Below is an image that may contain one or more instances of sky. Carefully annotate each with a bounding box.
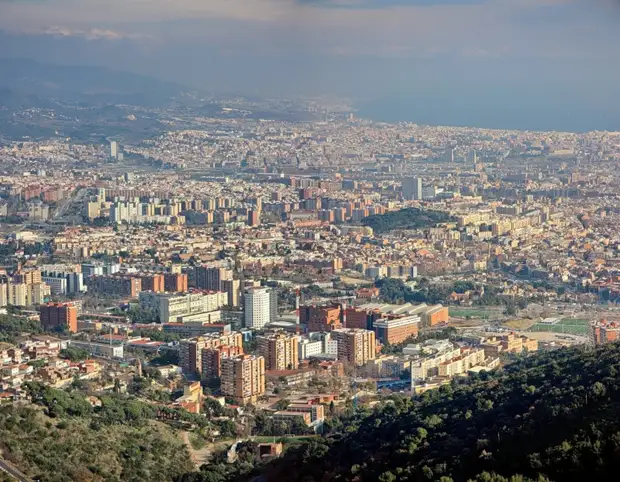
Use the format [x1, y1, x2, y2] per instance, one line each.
[1, 0, 620, 131]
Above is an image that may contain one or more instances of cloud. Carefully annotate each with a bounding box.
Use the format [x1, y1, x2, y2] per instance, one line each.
[41, 26, 150, 41]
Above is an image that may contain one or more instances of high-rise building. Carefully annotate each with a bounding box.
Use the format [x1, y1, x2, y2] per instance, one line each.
[193, 266, 233, 291]
[269, 289, 278, 323]
[110, 141, 118, 159]
[222, 278, 241, 307]
[244, 287, 271, 329]
[332, 328, 376, 367]
[247, 209, 260, 227]
[179, 333, 244, 375]
[221, 354, 265, 405]
[201, 345, 243, 379]
[40, 302, 78, 333]
[403, 177, 423, 201]
[134, 273, 165, 293]
[257, 332, 299, 371]
[163, 272, 188, 293]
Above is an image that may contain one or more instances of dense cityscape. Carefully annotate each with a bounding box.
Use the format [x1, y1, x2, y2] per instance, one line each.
[1, 92, 620, 481]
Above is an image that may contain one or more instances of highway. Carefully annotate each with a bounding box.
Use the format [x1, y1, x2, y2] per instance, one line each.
[0, 456, 31, 482]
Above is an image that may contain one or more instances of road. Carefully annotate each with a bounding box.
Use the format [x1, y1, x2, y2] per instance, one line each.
[0, 456, 31, 482]
[53, 187, 89, 222]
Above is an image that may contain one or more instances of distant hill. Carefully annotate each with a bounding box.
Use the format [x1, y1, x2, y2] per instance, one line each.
[184, 343, 620, 482]
[0, 58, 184, 106]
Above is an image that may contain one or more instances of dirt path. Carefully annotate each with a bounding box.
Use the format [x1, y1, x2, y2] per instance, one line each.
[180, 431, 215, 468]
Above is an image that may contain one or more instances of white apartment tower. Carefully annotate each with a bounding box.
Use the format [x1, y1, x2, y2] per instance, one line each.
[244, 287, 271, 329]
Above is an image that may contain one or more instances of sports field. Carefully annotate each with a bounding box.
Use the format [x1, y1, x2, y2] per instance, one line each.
[528, 318, 590, 336]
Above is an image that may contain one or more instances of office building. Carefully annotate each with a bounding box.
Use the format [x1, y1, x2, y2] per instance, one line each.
[42, 270, 86, 295]
[332, 329, 376, 367]
[139, 291, 228, 323]
[373, 315, 420, 345]
[42, 276, 67, 296]
[221, 354, 265, 405]
[163, 321, 231, 338]
[403, 177, 423, 201]
[40, 302, 78, 333]
[257, 332, 299, 371]
[244, 287, 272, 329]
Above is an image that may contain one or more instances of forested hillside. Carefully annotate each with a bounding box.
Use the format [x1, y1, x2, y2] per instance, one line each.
[186, 343, 620, 482]
[0, 383, 194, 482]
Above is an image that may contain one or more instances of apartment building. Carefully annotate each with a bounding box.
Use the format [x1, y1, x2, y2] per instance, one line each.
[331, 328, 376, 367]
[244, 287, 272, 329]
[222, 279, 241, 307]
[86, 275, 141, 297]
[221, 354, 265, 405]
[0, 280, 50, 307]
[163, 273, 188, 293]
[179, 333, 244, 375]
[192, 266, 233, 291]
[593, 319, 620, 344]
[134, 273, 165, 293]
[39, 302, 78, 333]
[480, 334, 538, 358]
[257, 332, 300, 371]
[438, 348, 486, 377]
[201, 345, 243, 379]
[301, 305, 342, 332]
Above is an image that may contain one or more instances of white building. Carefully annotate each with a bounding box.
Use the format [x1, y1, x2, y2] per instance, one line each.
[110, 141, 118, 159]
[244, 287, 271, 329]
[298, 339, 323, 360]
[70, 340, 123, 359]
[139, 291, 228, 323]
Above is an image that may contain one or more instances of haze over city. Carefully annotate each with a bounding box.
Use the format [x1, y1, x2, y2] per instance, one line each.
[2, 0, 620, 130]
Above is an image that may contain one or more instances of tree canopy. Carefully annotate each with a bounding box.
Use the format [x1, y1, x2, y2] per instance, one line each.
[184, 343, 620, 481]
[361, 208, 452, 234]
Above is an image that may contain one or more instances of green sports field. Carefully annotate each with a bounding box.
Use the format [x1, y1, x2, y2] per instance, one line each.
[528, 318, 590, 336]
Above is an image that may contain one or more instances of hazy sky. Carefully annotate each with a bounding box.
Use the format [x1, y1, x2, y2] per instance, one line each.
[1, 0, 620, 130]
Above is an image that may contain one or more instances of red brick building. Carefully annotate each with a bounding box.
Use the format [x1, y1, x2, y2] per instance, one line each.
[40, 302, 78, 333]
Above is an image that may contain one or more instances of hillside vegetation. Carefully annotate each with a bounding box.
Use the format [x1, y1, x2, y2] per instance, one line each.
[187, 343, 620, 482]
[361, 208, 452, 234]
[0, 384, 194, 482]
